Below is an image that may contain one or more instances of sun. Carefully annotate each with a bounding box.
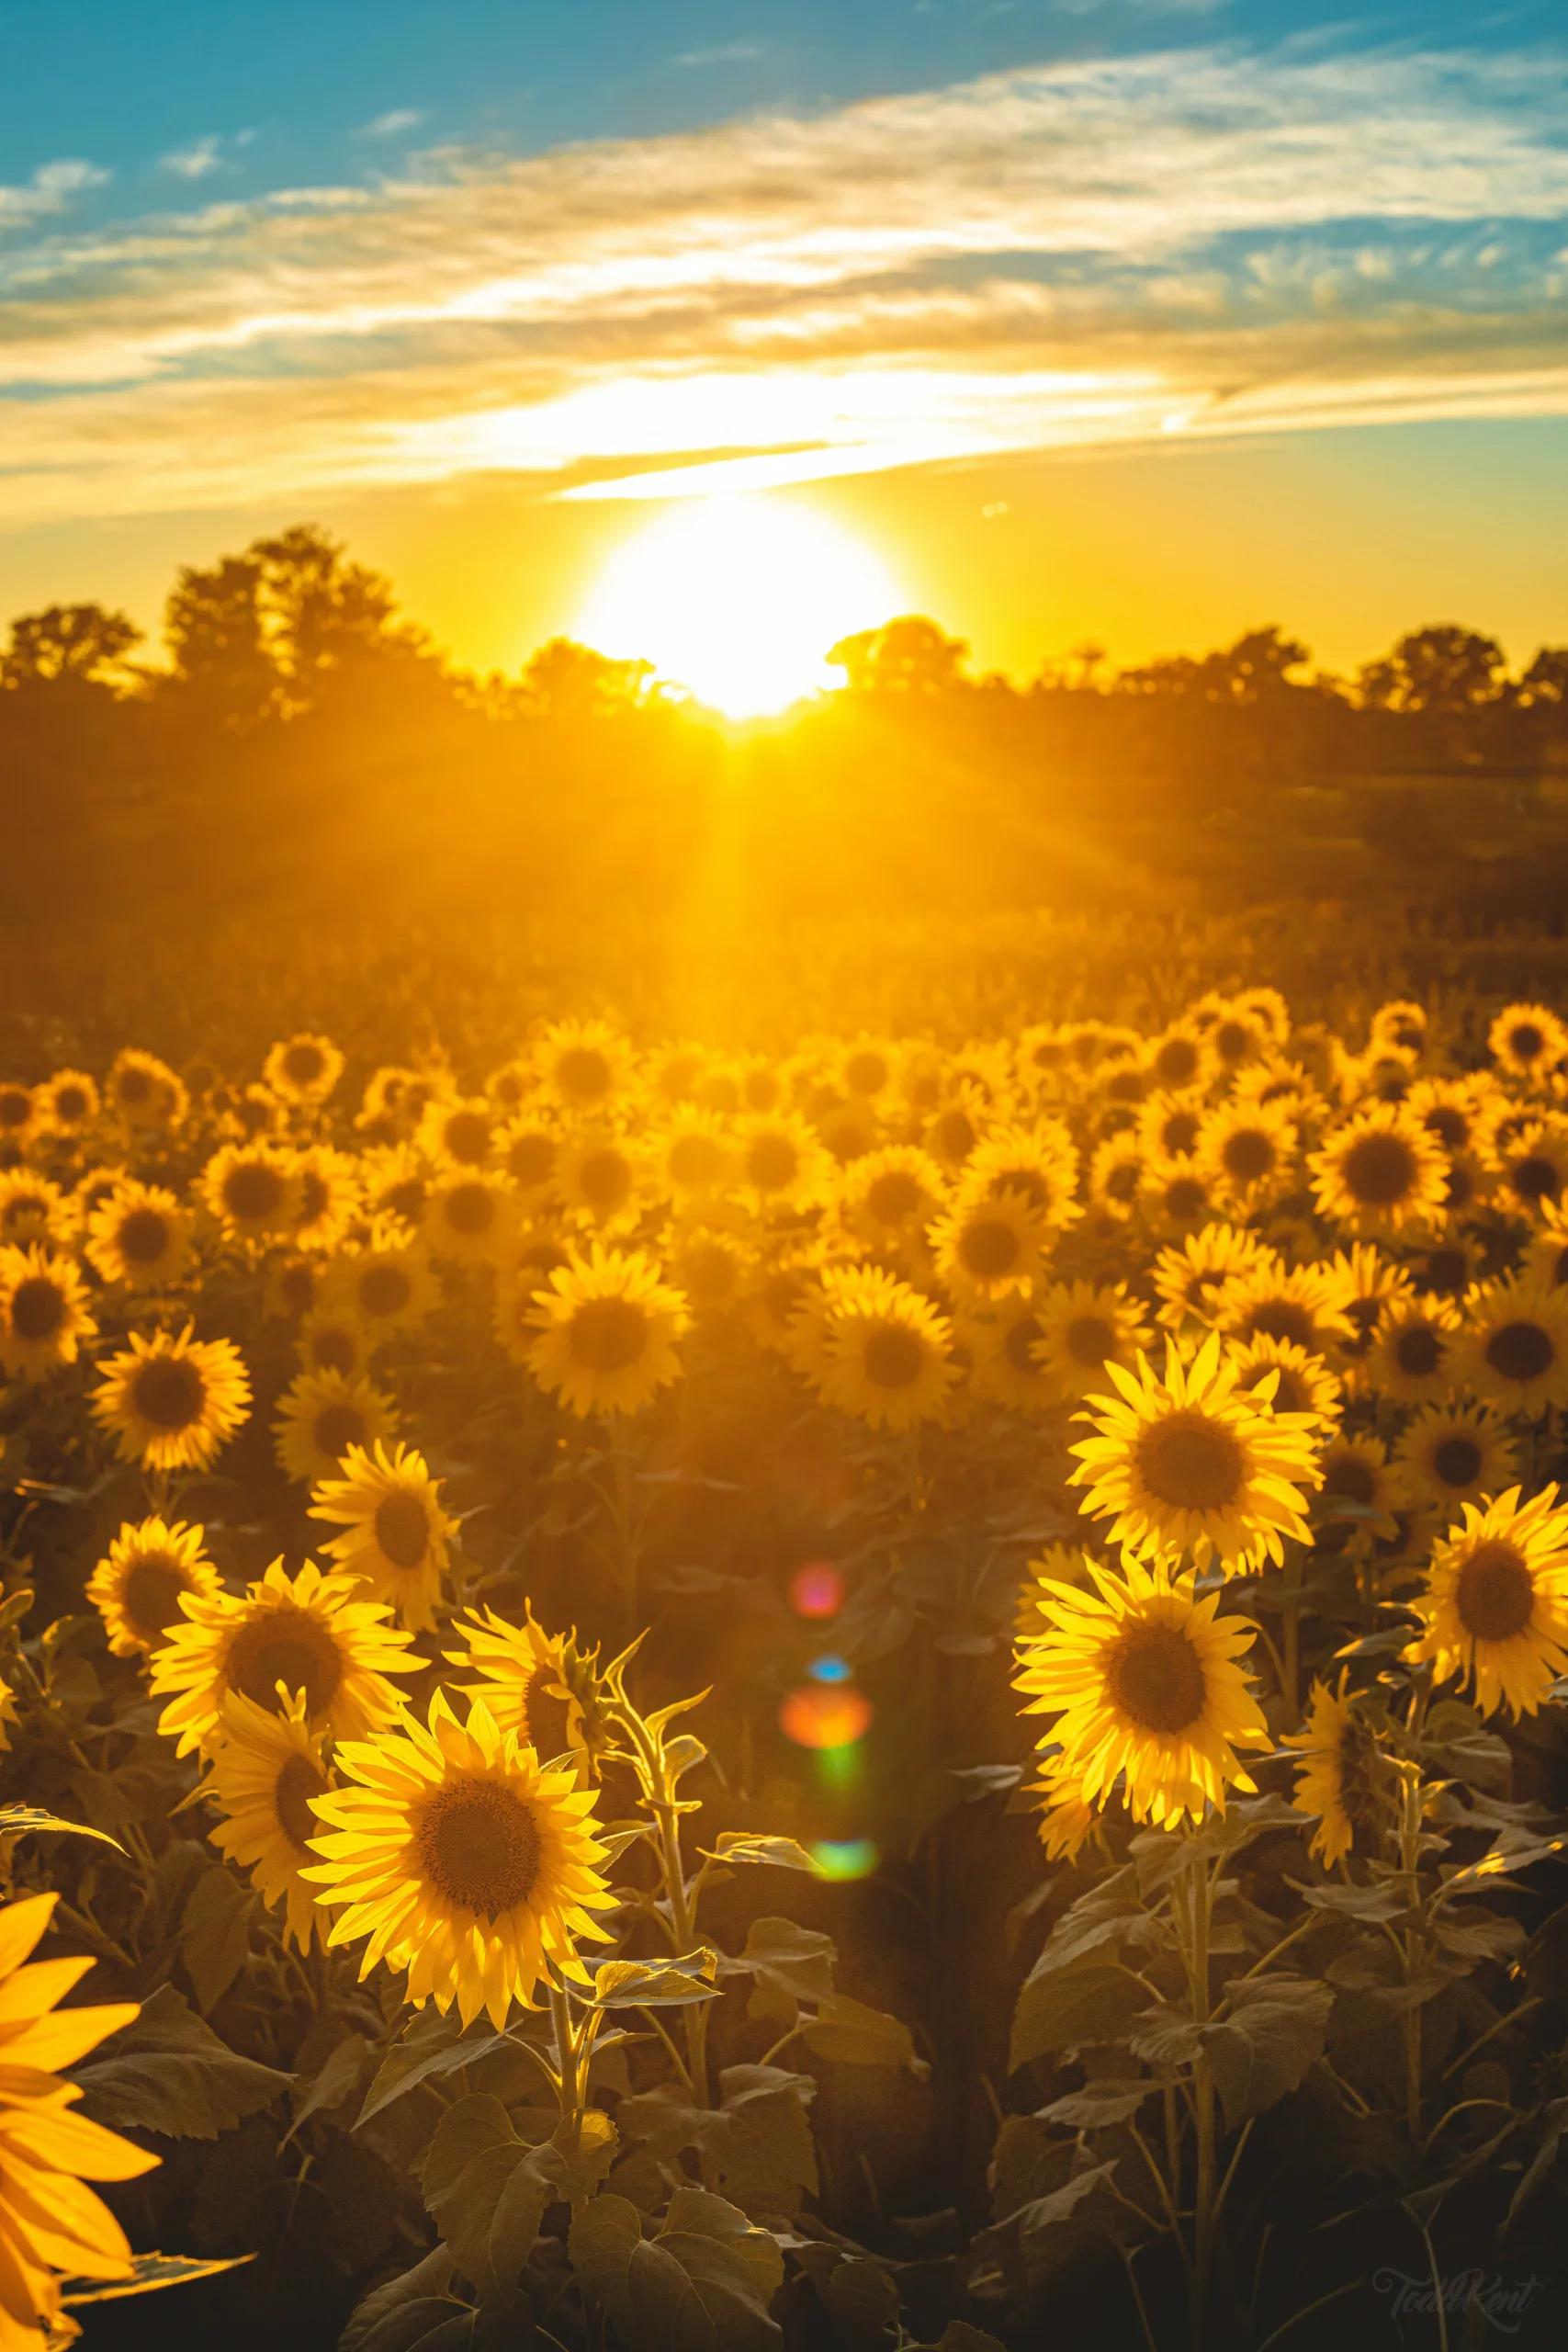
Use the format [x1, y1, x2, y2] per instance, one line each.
[575, 494, 903, 718]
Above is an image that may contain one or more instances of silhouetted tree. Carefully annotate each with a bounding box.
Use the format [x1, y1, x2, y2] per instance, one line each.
[1358, 626, 1509, 714]
[249, 526, 433, 707]
[516, 639, 658, 718]
[828, 616, 969, 695]
[1, 605, 141, 690]
[164, 556, 280, 729]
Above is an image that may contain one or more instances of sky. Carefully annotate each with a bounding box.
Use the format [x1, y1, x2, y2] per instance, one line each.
[2, 0, 1566, 680]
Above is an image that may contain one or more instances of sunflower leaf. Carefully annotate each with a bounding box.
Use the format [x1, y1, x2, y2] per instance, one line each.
[1200, 1974, 1335, 2129]
[72, 1984, 291, 2140]
[802, 1994, 927, 2076]
[0, 1802, 125, 1853]
[60, 2252, 254, 2305]
[707, 1832, 820, 1874]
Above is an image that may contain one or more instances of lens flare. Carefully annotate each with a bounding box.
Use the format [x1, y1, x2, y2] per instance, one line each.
[789, 1562, 843, 1619]
[779, 1684, 874, 1750]
[811, 1838, 880, 1882]
[807, 1653, 852, 1684]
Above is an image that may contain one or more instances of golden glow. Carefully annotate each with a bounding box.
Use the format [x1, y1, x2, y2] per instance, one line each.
[575, 495, 902, 717]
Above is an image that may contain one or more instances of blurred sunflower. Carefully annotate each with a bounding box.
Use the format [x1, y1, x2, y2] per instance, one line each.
[921, 1085, 991, 1175]
[1069, 1332, 1321, 1574]
[1152, 1224, 1269, 1334]
[747, 1250, 827, 1356]
[86, 1517, 220, 1658]
[734, 1111, 832, 1213]
[0, 1083, 39, 1148]
[446, 1605, 591, 1770]
[263, 1032, 344, 1107]
[930, 1184, 1046, 1306]
[274, 1368, 399, 1485]
[493, 1113, 565, 1209]
[423, 1170, 518, 1266]
[1144, 1020, 1213, 1094]
[36, 1068, 99, 1136]
[1313, 1433, 1408, 1552]
[1228, 1331, 1343, 1425]
[0, 1246, 96, 1380]
[310, 1440, 457, 1631]
[417, 1094, 496, 1171]
[964, 1298, 1057, 1412]
[1404, 1485, 1568, 1716]
[1196, 1100, 1298, 1211]
[843, 1145, 947, 1251]
[1308, 1104, 1449, 1236]
[667, 1221, 752, 1319]
[326, 1231, 437, 1338]
[202, 1141, 300, 1242]
[533, 1018, 633, 1116]
[649, 1110, 737, 1205]
[1368, 1295, 1463, 1405]
[1138, 1153, 1217, 1237]
[0, 1891, 159, 2348]
[1406, 1074, 1495, 1159]
[0, 1174, 65, 1248]
[811, 1264, 957, 1430]
[558, 1127, 645, 1229]
[1370, 999, 1428, 1057]
[491, 1238, 570, 1365]
[1488, 1001, 1568, 1080]
[1489, 1116, 1568, 1223]
[296, 1307, 371, 1382]
[206, 1688, 334, 1950]
[289, 1145, 361, 1252]
[358, 1142, 430, 1235]
[484, 1057, 534, 1116]
[1212, 1256, 1357, 1362]
[1015, 1555, 1269, 1828]
[527, 1244, 689, 1418]
[1033, 1280, 1152, 1402]
[1394, 1402, 1520, 1513]
[85, 1179, 193, 1293]
[264, 1255, 321, 1322]
[965, 1121, 1081, 1227]
[91, 1325, 251, 1471]
[1454, 1277, 1568, 1415]
[107, 1047, 186, 1129]
[303, 1690, 614, 2030]
[1087, 1136, 1145, 1223]
[1285, 1677, 1395, 1864]
[150, 1555, 414, 1758]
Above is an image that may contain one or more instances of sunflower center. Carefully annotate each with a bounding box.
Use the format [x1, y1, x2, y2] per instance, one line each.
[226, 1164, 285, 1222]
[359, 1264, 411, 1318]
[746, 1135, 798, 1191]
[228, 1610, 344, 1715]
[118, 1207, 171, 1264]
[9, 1277, 65, 1342]
[934, 1112, 976, 1161]
[1432, 1435, 1483, 1489]
[1166, 1177, 1207, 1221]
[120, 1554, 193, 1641]
[1005, 1316, 1044, 1375]
[445, 1182, 496, 1237]
[54, 1085, 88, 1121]
[1510, 1155, 1560, 1206]
[1507, 1023, 1545, 1062]
[1456, 1542, 1536, 1642]
[1214, 1021, 1249, 1062]
[1154, 1037, 1201, 1086]
[275, 1753, 330, 1852]
[0, 1090, 31, 1128]
[669, 1135, 726, 1189]
[959, 1216, 1021, 1280]
[1135, 1413, 1244, 1511]
[844, 1049, 889, 1096]
[1066, 1316, 1116, 1369]
[444, 1111, 490, 1165]
[1247, 1301, 1314, 1349]
[1485, 1320, 1555, 1385]
[863, 1326, 924, 1390]
[1394, 1327, 1442, 1377]
[386, 1178, 426, 1223]
[373, 1490, 430, 1570]
[507, 1133, 557, 1186]
[557, 1046, 612, 1102]
[313, 1404, 367, 1461]
[131, 1355, 205, 1430]
[522, 1677, 576, 1765]
[1107, 1624, 1207, 1733]
[309, 1329, 358, 1376]
[1324, 1453, 1377, 1506]
[569, 1297, 649, 1371]
[284, 1043, 325, 1086]
[116, 1067, 152, 1105]
[1222, 1130, 1275, 1184]
[866, 1170, 922, 1226]
[1424, 1104, 1468, 1149]
[578, 1149, 632, 1210]
[1422, 1250, 1468, 1295]
[1341, 1133, 1417, 1205]
[416, 1776, 542, 1919]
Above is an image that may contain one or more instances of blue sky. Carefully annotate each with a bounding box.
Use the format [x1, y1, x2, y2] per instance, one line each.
[2, 0, 1565, 671]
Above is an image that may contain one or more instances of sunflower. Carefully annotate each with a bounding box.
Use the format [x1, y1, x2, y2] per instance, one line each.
[649, 1110, 738, 1206]
[1033, 1280, 1152, 1402]
[201, 1141, 300, 1241]
[1285, 1677, 1396, 1865]
[647, 1045, 705, 1108]
[1324, 1243, 1413, 1386]
[733, 1112, 832, 1214]
[843, 1146, 948, 1251]
[1454, 1277, 1568, 1416]
[1228, 1332, 1344, 1426]
[491, 1236, 571, 1365]
[1313, 1433, 1407, 1552]
[921, 1085, 991, 1175]
[1308, 1104, 1450, 1236]
[1152, 1225, 1270, 1334]
[86, 1517, 220, 1657]
[1015, 1556, 1269, 1828]
[310, 1440, 457, 1631]
[1087, 1136, 1145, 1223]
[527, 1244, 689, 1419]
[1367, 1295, 1463, 1405]
[811, 1089, 880, 1168]
[1032, 1765, 1104, 1864]
[423, 1170, 518, 1267]
[107, 1047, 186, 1128]
[150, 1555, 415, 1758]
[0, 1175, 65, 1249]
[91, 1324, 251, 1472]
[85, 1179, 192, 1292]
[485, 1057, 534, 1115]
[1490, 1116, 1568, 1223]
[358, 1142, 431, 1235]
[929, 1184, 1046, 1307]
[275, 1368, 400, 1486]
[1145, 1021, 1213, 1095]
[837, 1035, 897, 1102]
[417, 1094, 496, 1171]
[264, 1254, 321, 1322]
[493, 1113, 565, 1210]
[1013, 1543, 1099, 1637]
[303, 1690, 615, 2029]
[0, 1246, 96, 1381]
[803, 1264, 957, 1430]
[1488, 1002, 1568, 1081]
[1212, 1256, 1358, 1363]
[296, 1307, 371, 1383]
[557, 1127, 645, 1229]
[1370, 999, 1428, 1057]
[1529, 1202, 1568, 1293]
[693, 1057, 748, 1117]
[747, 1250, 828, 1357]
[263, 1032, 344, 1107]
[325, 1231, 437, 1338]
[1404, 1485, 1568, 1717]
[290, 1145, 361, 1253]
[1199, 998, 1278, 1071]
[1196, 1100, 1297, 1211]
[0, 1891, 159, 2348]
[1138, 1153, 1218, 1237]
[34, 1068, 99, 1138]
[964, 1298, 1058, 1412]
[533, 1018, 633, 1116]
[1394, 1402, 1520, 1513]
[205, 1689, 334, 1949]
[668, 1221, 752, 1319]
[964, 1121, 1082, 1228]
[0, 1083, 39, 1149]
[1406, 1075, 1496, 1159]
[445, 1606, 590, 1769]
[1069, 1332, 1322, 1575]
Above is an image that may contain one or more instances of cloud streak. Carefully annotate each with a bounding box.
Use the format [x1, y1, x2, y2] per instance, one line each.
[1, 43, 1565, 525]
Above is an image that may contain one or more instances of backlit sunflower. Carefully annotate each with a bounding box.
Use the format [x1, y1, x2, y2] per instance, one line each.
[90, 1324, 251, 1471]
[1529, 1201, 1568, 1293]
[150, 1555, 415, 1758]
[1013, 1543, 1099, 1638]
[491, 1236, 571, 1365]
[1393, 1402, 1520, 1513]
[964, 1298, 1057, 1412]
[1138, 1152, 1217, 1237]
[1308, 1104, 1450, 1236]
[533, 1018, 633, 1115]
[0, 1891, 159, 2349]
[37, 1068, 100, 1136]
[0, 1246, 96, 1380]
[649, 1110, 738, 1205]
[264, 1254, 321, 1322]
[747, 1250, 828, 1356]
[1033, 1280, 1152, 1402]
[1069, 1332, 1321, 1575]
[417, 1094, 496, 1171]
[527, 1244, 689, 1418]
[921, 1084, 991, 1174]
[205, 1688, 335, 1950]
[493, 1113, 565, 1210]
[303, 1690, 615, 2030]
[843, 1145, 948, 1251]
[1145, 1020, 1213, 1094]
[1031, 1764, 1104, 1864]
[1285, 1676, 1396, 1864]
[1212, 1256, 1358, 1363]
[296, 1306, 370, 1383]
[1152, 1224, 1270, 1334]
[86, 1517, 220, 1657]
[310, 1440, 457, 1631]
[809, 1264, 957, 1430]
[557, 1127, 645, 1229]
[85, 1180, 193, 1292]
[326, 1231, 437, 1337]
[0, 1175, 65, 1248]
[1488, 1001, 1568, 1080]
[263, 1032, 344, 1107]
[1404, 1485, 1568, 1717]
[201, 1141, 300, 1241]
[668, 1221, 752, 1319]
[1370, 999, 1428, 1057]
[289, 1145, 361, 1253]
[1229, 1332, 1343, 1426]
[358, 1142, 430, 1235]
[1313, 1433, 1408, 1552]
[1407, 1074, 1495, 1160]
[0, 1083, 36, 1151]
[1489, 1116, 1568, 1223]
[1196, 1100, 1297, 1211]
[964, 1121, 1082, 1229]
[107, 1047, 186, 1129]
[929, 1184, 1047, 1306]
[274, 1368, 400, 1486]
[1087, 1136, 1145, 1222]
[1015, 1555, 1269, 1828]
[446, 1605, 591, 1770]
[733, 1111, 832, 1213]
[1368, 1295, 1463, 1405]
[1454, 1276, 1568, 1416]
[423, 1170, 518, 1266]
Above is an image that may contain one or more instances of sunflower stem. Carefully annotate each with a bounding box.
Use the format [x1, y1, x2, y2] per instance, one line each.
[1184, 1835, 1219, 2351]
[1280, 1547, 1303, 1733]
[548, 1977, 580, 2133]
[1397, 1761, 1425, 2143]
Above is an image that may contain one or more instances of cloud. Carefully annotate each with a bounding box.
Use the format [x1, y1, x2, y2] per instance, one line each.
[160, 136, 224, 179]
[361, 109, 426, 137]
[672, 43, 764, 67]
[0, 159, 108, 232]
[1, 44, 1566, 525]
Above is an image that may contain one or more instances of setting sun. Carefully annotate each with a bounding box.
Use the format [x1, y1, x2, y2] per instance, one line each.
[574, 495, 903, 717]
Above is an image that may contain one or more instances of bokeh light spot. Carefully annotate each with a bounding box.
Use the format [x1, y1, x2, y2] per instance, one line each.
[790, 1562, 843, 1619]
[780, 1684, 873, 1750]
[811, 1838, 879, 1882]
[807, 1653, 852, 1684]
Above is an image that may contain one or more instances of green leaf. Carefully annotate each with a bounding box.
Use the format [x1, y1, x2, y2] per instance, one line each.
[282, 2030, 372, 2146]
[1039, 2082, 1153, 2129]
[1013, 2160, 1120, 2242]
[802, 1995, 927, 2076]
[590, 2185, 784, 2352]
[708, 1833, 820, 1875]
[1202, 1975, 1335, 2130]
[355, 2008, 526, 2129]
[721, 1917, 836, 2007]
[1028, 1868, 1150, 1977]
[423, 2092, 569, 2302]
[617, 2065, 819, 2222]
[180, 1863, 257, 2013]
[1010, 1963, 1148, 2073]
[590, 1951, 720, 2007]
[568, 2192, 645, 2341]
[0, 1802, 124, 1854]
[60, 2252, 254, 2305]
[340, 2246, 458, 2352]
[823, 2256, 899, 2352]
[1127, 2005, 1203, 2070]
[72, 1984, 290, 2141]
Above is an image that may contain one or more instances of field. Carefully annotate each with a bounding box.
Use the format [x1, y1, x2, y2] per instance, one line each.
[6, 910, 1568, 2352]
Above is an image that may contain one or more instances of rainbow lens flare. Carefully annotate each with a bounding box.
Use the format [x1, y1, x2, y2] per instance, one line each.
[789, 1562, 843, 1619]
[779, 1683, 873, 1750]
[811, 1838, 879, 1882]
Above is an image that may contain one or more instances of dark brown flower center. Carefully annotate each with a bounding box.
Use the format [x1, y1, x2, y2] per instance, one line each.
[1394, 1327, 1443, 1378]
[1107, 1624, 1207, 1732]
[1246, 1300, 1314, 1350]
[1507, 1023, 1545, 1063]
[444, 1182, 496, 1237]
[1324, 1453, 1377, 1505]
[745, 1134, 799, 1191]
[116, 1066, 152, 1105]
[443, 1111, 491, 1165]
[669, 1134, 726, 1189]
[284, 1043, 326, 1085]
[118, 1207, 171, 1265]
[1066, 1315, 1116, 1369]
[865, 1170, 922, 1226]
[863, 1326, 924, 1390]
[1485, 1320, 1555, 1385]
[308, 1328, 358, 1376]
[374, 1489, 431, 1570]
[1424, 1104, 1469, 1149]
[1165, 1176, 1207, 1221]
[844, 1049, 889, 1096]
[358, 1263, 411, 1318]
[1214, 1021, 1249, 1062]
[1154, 1036, 1201, 1086]
[275, 1753, 330, 1852]
[53, 1086, 88, 1122]
[416, 1776, 542, 1918]
[933, 1111, 976, 1161]
[386, 1177, 426, 1222]
[131, 1355, 205, 1430]
[507, 1132, 557, 1186]
[959, 1216, 1021, 1280]
[0, 1089, 32, 1129]
[1340, 1133, 1417, 1205]
[557, 1046, 611, 1102]
[227, 1609, 344, 1715]
[10, 1277, 65, 1342]
[1429, 1434, 1482, 1488]
[569, 1296, 649, 1371]
[577, 1149, 632, 1210]
[1456, 1541, 1535, 1642]
[312, 1404, 367, 1461]
[521, 1675, 575, 1766]
[120, 1554, 194, 1642]
[1222, 1129, 1276, 1184]
[1421, 1249, 1468, 1295]
[1004, 1316, 1044, 1376]
[226, 1163, 285, 1222]
[1509, 1154, 1560, 1206]
[1135, 1413, 1244, 1511]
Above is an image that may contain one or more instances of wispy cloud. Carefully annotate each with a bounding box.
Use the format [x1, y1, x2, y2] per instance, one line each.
[1, 45, 1566, 525]
[0, 159, 107, 232]
[672, 43, 764, 68]
[360, 109, 426, 137]
[160, 136, 225, 180]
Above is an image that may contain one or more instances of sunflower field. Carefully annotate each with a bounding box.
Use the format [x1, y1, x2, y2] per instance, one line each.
[7, 978, 1568, 2350]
